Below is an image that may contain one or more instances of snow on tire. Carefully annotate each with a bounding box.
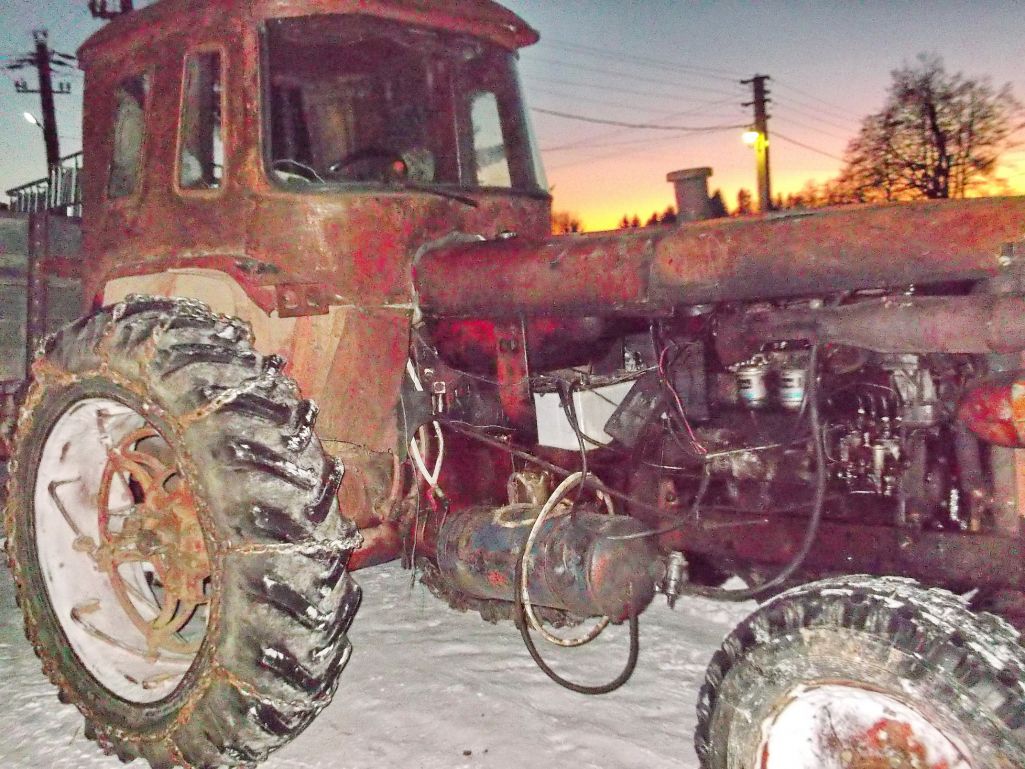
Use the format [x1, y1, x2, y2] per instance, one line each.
[695, 575, 1025, 769]
[4, 295, 361, 769]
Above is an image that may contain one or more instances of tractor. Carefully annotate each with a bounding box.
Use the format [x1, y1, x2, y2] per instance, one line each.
[5, 0, 1025, 767]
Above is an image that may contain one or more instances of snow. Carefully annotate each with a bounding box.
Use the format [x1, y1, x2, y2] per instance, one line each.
[0, 561, 753, 769]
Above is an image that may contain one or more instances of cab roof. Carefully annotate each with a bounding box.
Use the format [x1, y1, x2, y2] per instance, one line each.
[78, 0, 539, 66]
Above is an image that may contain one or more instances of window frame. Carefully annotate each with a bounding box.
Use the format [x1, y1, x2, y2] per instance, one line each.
[173, 43, 229, 199]
[105, 68, 153, 206]
[257, 16, 550, 200]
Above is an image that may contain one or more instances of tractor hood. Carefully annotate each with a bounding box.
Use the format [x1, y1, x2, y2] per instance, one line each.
[414, 196, 1025, 318]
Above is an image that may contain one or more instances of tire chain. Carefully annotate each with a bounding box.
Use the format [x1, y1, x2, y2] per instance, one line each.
[4, 295, 362, 769]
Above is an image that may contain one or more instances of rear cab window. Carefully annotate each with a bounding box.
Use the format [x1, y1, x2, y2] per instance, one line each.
[108, 73, 149, 199]
[177, 50, 225, 191]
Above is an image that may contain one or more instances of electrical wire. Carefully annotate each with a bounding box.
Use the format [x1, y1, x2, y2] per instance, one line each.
[518, 472, 611, 647]
[545, 39, 746, 83]
[773, 131, 846, 162]
[513, 471, 640, 695]
[526, 55, 741, 99]
[406, 360, 445, 488]
[532, 107, 747, 133]
[678, 345, 827, 602]
[772, 99, 857, 135]
[772, 78, 863, 121]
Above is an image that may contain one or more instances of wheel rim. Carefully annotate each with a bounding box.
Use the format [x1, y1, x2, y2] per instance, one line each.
[756, 683, 973, 769]
[33, 396, 211, 703]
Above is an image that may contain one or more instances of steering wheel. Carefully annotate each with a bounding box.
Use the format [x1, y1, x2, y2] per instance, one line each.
[271, 159, 322, 183]
[327, 147, 407, 182]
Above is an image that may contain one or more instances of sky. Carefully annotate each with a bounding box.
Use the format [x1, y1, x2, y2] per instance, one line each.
[1, 1, 1024, 231]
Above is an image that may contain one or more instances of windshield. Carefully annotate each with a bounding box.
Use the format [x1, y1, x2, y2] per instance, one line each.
[263, 15, 547, 194]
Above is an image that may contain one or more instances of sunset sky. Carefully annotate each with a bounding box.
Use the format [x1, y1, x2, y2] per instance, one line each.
[2, 1, 1024, 231]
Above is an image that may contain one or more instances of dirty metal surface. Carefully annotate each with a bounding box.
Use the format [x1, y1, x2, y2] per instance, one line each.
[660, 512, 1025, 592]
[433, 504, 657, 622]
[78, 0, 538, 65]
[715, 294, 1025, 365]
[78, 0, 550, 314]
[416, 197, 1025, 318]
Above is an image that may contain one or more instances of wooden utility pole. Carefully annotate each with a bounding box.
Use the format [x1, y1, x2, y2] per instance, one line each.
[742, 74, 773, 213]
[7, 30, 74, 171]
[34, 31, 61, 170]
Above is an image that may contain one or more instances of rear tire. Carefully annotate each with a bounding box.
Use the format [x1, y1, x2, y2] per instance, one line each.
[5, 295, 361, 768]
[696, 575, 1025, 769]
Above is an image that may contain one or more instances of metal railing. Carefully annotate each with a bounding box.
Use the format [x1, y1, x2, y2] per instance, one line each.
[5, 152, 83, 217]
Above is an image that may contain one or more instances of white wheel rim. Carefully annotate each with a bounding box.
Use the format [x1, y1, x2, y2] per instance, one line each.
[33, 397, 210, 703]
[756, 683, 973, 769]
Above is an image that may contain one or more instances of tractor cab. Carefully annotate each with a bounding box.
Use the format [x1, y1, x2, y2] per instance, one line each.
[77, 0, 552, 307]
[264, 14, 547, 195]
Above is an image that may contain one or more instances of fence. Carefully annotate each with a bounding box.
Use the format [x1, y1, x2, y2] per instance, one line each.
[5, 152, 83, 217]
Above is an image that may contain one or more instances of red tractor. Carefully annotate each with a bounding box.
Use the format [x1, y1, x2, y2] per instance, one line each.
[5, 1, 1025, 767]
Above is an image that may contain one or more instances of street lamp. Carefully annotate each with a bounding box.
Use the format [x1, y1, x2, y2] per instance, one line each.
[23, 112, 43, 129]
[742, 128, 760, 146]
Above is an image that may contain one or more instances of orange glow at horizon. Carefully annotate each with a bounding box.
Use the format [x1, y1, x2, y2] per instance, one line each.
[548, 154, 1025, 233]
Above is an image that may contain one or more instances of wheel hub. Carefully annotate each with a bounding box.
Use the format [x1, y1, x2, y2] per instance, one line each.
[96, 426, 211, 658]
[34, 398, 211, 702]
[757, 683, 973, 769]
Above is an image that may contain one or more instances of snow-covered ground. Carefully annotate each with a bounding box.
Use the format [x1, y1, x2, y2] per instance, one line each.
[0, 561, 753, 769]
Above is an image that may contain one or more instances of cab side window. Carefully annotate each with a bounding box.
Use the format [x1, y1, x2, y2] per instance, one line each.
[470, 91, 511, 188]
[108, 73, 149, 198]
[178, 51, 224, 189]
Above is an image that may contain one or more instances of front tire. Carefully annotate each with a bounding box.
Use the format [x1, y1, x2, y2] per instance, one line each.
[5, 296, 361, 768]
[696, 575, 1025, 769]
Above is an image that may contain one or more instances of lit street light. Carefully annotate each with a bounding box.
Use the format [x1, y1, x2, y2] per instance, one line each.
[23, 112, 43, 129]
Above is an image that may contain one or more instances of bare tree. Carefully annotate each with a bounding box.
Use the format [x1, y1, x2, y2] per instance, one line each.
[838, 54, 1023, 201]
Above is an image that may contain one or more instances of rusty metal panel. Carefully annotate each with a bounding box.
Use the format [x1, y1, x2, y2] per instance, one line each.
[415, 231, 659, 318]
[78, 0, 538, 67]
[416, 197, 1025, 318]
[651, 197, 1025, 304]
[660, 513, 1025, 592]
[78, 0, 552, 316]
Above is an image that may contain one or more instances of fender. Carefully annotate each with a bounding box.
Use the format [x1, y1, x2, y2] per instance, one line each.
[102, 265, 411, 568]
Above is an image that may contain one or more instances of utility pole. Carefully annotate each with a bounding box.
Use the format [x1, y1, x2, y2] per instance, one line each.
[6, 30, 74, 171]
[742, 74, 773, 213]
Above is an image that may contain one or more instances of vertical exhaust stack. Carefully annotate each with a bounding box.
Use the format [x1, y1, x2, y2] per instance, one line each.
[667, 167, 714, 222]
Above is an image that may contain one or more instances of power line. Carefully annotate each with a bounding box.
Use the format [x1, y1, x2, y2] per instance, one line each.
[546, 131, 711, 173]
[527, 74, 745, 111]
[534, 97, 744, 154]
[774, 131, 846, 162]
[529, 86, 742, 120]
[772, 78, 862, 121]
[772, 113, 852, 143]
[532, 107, 747, 132]
[546, 38, 746, 82]
[772, 98, 857, 134]
[526, 55, 741, 100]
[544, 132, 728, 153]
